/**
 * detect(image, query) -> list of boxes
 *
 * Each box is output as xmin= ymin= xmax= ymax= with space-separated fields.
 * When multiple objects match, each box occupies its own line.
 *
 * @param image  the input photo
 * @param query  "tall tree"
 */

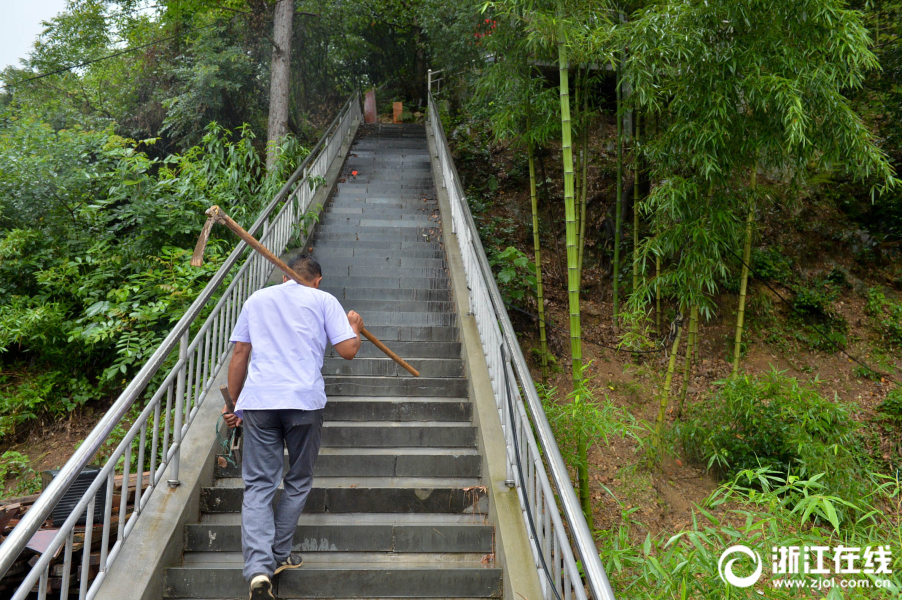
xmin=267 ymin=0 xmax=294 ymax=170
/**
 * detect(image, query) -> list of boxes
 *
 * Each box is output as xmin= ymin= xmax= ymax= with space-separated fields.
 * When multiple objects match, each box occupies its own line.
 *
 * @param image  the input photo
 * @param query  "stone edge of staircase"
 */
xmin=93 ymin=114 xmax=363 ymax=600
xmin=424 ymin=122 xmax=544 ymax=600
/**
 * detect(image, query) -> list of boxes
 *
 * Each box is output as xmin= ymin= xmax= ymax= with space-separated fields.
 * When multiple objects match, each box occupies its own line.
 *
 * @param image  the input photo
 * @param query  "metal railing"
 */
xmin=427 ymin=92 xmax=617 ymax=600
xmin=0 ymin=93 xmax=361 ymax=600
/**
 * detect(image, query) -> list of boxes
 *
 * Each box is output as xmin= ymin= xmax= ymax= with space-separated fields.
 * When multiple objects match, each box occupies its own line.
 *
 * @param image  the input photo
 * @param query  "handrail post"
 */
xmin=168 ymin=332 xmax=189 ymax=488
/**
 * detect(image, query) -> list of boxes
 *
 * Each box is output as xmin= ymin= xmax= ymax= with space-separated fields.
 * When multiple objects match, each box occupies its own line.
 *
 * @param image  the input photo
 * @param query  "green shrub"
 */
xmin=751 ymin=246 xmax=793 ymax=283
xmin=0 ymin=119 xmax=309 ymax=442
xmin=866 ymin=287 xmax=902 ymax=348
xmin=679 ymin=371 xmax=865 ymax=501
xmin=0 ymin=451 xmax=41 ymax=497
xmin=489 ymin=246 xmax=537 ymax=303
xmin=788 ymin=277 xmax=848 ymax=351
xmin=879 ymin=387 xmax=902 ymax=423
xmin=599 ymin=467 xmax=902 ymax=598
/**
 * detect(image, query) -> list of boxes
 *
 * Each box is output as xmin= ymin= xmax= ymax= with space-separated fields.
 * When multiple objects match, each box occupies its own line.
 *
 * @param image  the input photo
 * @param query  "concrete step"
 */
xmin=184 ymin=513 xmax=491 ymax=553
xmin=322 ymin=358 xmax=462 ymax=378
xmin=325 ymin=205 xmax=439 ymax=216
xmin=336 ymin=185 xmax=433 ymax=196
xmin=200 ymin=477 xmax=488 ymax=514
xmin=310 ymin=239 xmax=443 ymax=251
xmin=321 ymin=218 xmax=442 ymax=231
xmin=328 ymin=197 xmax=437 ymax=209
xmin=325 ymin=376 xmax=467 ymax=396
xmin=313 ymin=232 xmax=442 ymax=243
xmin=314 ymin=249 xmax=445 ymax=261
xmin=325 ymin=340 xmax=460 ymax=359
xmin=318 ymin=266 xmax=449 ymax=280
xmin=328 ymin=312 xmax=456 ymax=328
xmin=322 ymin=397 xmax=470 ymax=421
xmin=318 ymin=257 xmax=447 ymax=270
xmin=317 ymin=224 xmax=441 ymax=237
xmin=322 ymin=287 xmax=453 ymax=302
xmin=340 ymin=169 xmax=432 ymax=178
xmin=343 ymin=161 xmax=432 ymax=170
xmin=216 ymin=447 xmax=481 ymax=479
xmin=164 ymin=553 xmax=501 ymax=598
xmin=319 ymin=421 xmax=475 ymax=447
xmin=329 ymin=298 xmax=453 ymax=312
xmin=320 ymin=277 xmax=450 ymax=291
xmin=322 ymin=214 xmax=440 ymax=227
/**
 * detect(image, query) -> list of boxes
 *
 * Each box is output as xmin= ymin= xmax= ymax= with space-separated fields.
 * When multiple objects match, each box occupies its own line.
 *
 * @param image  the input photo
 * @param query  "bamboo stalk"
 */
xmin=577 ymin=71 xmax=590 ymax=286
xmin=731 ymin=169 xmax=756 ymax=377
xmin=632 ymin=111 xmax=640 ymax=293
xmin=613 ymin=58 xmax=623 ymax=330
xmin=655 ymin=322 xmax=682 ymax=451
xmin=527 ymin=101 xmax=549 ymax=383
xmin=577 ymin=426 xmax=591 ymax=517
xmin=557 ymin=4 xmax=583 ymax=387
xmin=677 ymin=305 xmax=698 ymax=418
xmin=557 ymin=1 xmax=588 ymax=526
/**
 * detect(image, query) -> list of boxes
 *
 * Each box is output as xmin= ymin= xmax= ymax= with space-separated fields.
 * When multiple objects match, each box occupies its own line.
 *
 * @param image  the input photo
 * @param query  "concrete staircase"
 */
xmin=162 ymin=124 xmax=502 ymax=599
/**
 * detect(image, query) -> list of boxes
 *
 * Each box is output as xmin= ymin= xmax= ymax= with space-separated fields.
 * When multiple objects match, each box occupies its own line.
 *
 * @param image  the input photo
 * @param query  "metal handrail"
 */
xmin=0 ymin=92 xmax=361 ymax=600
xmin=427 ymin=91 xmax=617 ymax=600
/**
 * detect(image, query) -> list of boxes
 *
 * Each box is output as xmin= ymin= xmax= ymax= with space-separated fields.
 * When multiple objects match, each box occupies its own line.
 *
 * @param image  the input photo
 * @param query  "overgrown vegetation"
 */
xmin=679 ymin=372 xmax=867 ymax=504
xmin=0 ymin=119 xmax=307 ymax=442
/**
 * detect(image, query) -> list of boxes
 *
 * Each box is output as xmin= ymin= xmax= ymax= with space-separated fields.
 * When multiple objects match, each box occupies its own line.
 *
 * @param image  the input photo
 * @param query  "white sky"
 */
xmin=1 ymin=0 xmax=68 ymax=70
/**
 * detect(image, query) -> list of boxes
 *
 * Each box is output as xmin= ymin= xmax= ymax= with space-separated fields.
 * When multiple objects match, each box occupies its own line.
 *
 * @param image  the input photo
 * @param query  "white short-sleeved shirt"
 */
xmin=229 ymin=280 xmax=356 ymax=417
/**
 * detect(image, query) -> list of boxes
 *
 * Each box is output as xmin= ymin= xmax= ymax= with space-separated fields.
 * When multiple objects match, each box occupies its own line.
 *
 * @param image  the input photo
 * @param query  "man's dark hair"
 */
xmin=287 ymin=254 xmax=322 ymax=281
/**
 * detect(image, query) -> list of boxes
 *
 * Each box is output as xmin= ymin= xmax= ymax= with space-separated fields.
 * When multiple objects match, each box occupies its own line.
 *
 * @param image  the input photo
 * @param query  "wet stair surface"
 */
xmin=163 ymin=124 xmax=501 ymax=599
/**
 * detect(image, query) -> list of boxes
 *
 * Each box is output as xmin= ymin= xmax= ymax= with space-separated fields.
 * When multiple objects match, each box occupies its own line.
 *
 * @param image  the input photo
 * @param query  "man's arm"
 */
xmin=334 ymin=311 xmax=364 ymax=360
xmin=222 ymin=341 xmax=252 ymax=428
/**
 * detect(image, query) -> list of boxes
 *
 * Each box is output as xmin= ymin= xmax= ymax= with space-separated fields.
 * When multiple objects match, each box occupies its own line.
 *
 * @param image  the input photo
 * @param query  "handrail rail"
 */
xmin=0 ymin=92 xmax=361 ymax=599
xmin=427 ymin=92 xmax=617 ymax=600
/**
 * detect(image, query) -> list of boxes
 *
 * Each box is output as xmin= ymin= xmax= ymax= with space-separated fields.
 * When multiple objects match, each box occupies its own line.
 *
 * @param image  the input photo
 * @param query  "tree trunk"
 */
xmin=632 ymin=111 xmax=640 ymax=293
xmin=731 ymin=170 xmax=756 ymax=377
xmin=677 ymin=305 xmax=698 ymax=418
xmin=654 ymin=322 xmax=682 ymax=451
xmin=613 ymin=59 xmax=623 ymax=330
xmin=266 ymin=0 xmax=294 ymax=171
xmin=527 ymin=106 xmax=549 ymax=383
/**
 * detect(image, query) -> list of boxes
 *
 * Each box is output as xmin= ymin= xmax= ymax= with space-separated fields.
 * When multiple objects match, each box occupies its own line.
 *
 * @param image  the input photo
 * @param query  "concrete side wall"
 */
xmin=425 ymin=122 xmax=544 ymax=600
xmin=96 ymin=115 xmax=361 ymax=600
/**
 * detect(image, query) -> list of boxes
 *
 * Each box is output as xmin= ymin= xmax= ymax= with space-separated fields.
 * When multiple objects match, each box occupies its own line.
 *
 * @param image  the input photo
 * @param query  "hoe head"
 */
xmin=191 ymin=205 xmax=224 ymax=267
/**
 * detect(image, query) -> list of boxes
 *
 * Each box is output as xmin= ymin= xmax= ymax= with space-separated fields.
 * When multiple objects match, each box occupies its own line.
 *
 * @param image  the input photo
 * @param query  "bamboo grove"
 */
xmin=472 ymin=0 xmax=897 ymax=522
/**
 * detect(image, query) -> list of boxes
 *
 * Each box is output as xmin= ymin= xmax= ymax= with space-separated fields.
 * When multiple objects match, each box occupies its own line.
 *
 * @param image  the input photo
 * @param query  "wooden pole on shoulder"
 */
xmin=193 ymin=205 xmax=420 ymax=377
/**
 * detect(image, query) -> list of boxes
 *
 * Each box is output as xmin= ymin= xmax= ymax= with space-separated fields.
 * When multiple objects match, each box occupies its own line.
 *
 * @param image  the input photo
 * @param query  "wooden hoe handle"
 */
xmin=194 ymin=206 xmax=420 ymax=377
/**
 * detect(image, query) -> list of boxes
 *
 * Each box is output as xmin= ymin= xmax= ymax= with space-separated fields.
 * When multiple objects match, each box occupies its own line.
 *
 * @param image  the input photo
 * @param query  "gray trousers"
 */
xmin=241 ymin=409 xmax=323 ymax=580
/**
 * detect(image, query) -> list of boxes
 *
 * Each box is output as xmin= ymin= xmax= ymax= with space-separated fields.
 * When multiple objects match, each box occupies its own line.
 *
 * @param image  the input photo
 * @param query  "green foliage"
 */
xmin=879 ymin=387 xmax=902 ymax=423
xmin=489 ymin=246 xmax=537 ymax=303
xmin=599 ymin=467 xmax=902 ymax=598
xmin=0 ymin=451 xmax=29 ymax=481
xmin=540 ymin=376 xmax=639 ymax=472
xmin=0 ymin=451 xmax=41 ymax=497
xmin=0 ymin=116 xmax=308 ymax=442
xmin=866 ymin=287 xmax=902 ymax=347
xmin=752 ymin=247 xmax=793 ymax=284
xmin=787 ymin=276 xmax=849 ymax=351
xmin=679 ymin=371 xmax=866 ymax=505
